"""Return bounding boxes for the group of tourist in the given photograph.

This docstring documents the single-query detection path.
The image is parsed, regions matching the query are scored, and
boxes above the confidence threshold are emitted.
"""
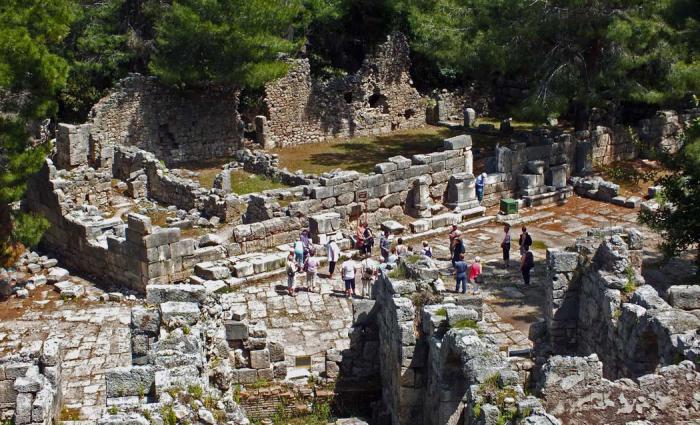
[499,224,535,284]
[284,207,538,300]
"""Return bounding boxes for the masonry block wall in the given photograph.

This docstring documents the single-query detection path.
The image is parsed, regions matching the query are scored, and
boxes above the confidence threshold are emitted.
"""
[543,228,700,380]
[73,74,242,167]
[263,33,426,147]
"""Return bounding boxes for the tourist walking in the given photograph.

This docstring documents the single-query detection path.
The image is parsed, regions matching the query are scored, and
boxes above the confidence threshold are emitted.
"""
[468,256,482,294]
[519,226,532,256]
[285,252,298,296]
[326,238,340,279]
[341,256,359,297]
[421,241,433,258]
[380,230,391,261]
[303,249,320,292]
[293,237,305,267]
[501,225,511,268]
[454,254,468,294]
[300,229,311,261]
[396,238,408,257]
[452,237,465,267]
[448,225,461,257]
[521,246,534,286]
[476,172,487,204]
[355,222,366,253]
[363,224,374,255]
[360,255,378,299]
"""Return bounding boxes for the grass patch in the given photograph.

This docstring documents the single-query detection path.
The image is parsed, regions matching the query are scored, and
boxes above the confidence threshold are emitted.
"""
[230,169,289,194]
[187,384,203,399]
[453,319,478,330]
[247,379,271,390]
[623,266,637,294]
[272,126,462,174]
[531,240,548,250]
[435,307,447,317]
[388,265,407,280]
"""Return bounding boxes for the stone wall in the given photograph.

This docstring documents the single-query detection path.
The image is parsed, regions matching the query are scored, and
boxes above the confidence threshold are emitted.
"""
[227,135,476,251]
[636,108,700,154]
[542,227,700,379]
[538,355,700,424]
[371,265,560,425]
[57,74,242,169]
[263,33,426,147]
[0,339,62,425]
[113,146,248,223]
[25,160,224,293]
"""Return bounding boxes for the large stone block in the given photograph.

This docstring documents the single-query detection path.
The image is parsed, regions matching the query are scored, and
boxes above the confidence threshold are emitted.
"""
[105,366,155,398]
[224,321,248,341]
[443,134,472,150]
[146,284,206,304]
[546,249,579,272]
[309,212,341,235]
[160,301,200,326]
[55,123,90,169]
[667,285,700,310]
[250,349,271,369]
[549,164,568,189]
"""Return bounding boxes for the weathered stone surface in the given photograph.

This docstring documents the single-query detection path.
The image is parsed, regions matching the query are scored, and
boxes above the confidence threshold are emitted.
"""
[667,285,700,310]
[146,284,206,304]
[160,301,200,326]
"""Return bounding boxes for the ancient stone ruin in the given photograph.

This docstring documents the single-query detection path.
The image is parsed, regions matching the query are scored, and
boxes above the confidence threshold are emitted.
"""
[2,31,700,425]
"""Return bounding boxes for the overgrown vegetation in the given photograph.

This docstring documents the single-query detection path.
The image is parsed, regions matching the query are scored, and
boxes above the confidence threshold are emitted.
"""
[452,319,478,330]
[639,106,700,277]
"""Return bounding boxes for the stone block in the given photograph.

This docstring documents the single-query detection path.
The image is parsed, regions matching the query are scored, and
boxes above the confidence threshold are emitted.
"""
[464,107,476,127]
[375,162,398,174]
[388,155,412,169]
[624,196,642,208]
[127,213,152,235]
[232,261,254,277]
[667,285,700,310]
[194,262,230,280]
[549,164,568,189]
[131,307,160,335]
[250,349,271,369]
[547,249,579,272]
[309,212,341,235]
[146,284,206,304]
[31,386,53,423]
[443,135,472,150]
[160,301,200,326]
[410,220,430,233]
[14,392,33,425]
[224,321,248,341]
[352,299,376,326]
[46,267,69,283]
[105,366,155,398]
[381,220,406,235]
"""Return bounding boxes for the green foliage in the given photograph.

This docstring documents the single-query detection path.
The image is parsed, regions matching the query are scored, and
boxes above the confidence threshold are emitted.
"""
[623,266,637,294]
[150,0,303,87]
[160,404,177,425]
[452,319,478,330]
[12,212,50,249]
[107,405,118,415]
[388,264,408,280]
[531,240,548,250]
[187,384,203,399]
[435,307,447,317]
[59,0,162,121]
[639,111,700,275]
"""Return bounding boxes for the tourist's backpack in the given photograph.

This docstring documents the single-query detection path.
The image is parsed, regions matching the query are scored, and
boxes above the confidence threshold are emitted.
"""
[525,251,534,268]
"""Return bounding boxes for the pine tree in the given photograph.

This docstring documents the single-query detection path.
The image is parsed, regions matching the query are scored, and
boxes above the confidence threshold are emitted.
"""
[0,0,75,263]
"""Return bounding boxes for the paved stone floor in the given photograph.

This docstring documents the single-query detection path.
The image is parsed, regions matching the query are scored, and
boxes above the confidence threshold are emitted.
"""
[0,284,132,421]
[224,275,354,371]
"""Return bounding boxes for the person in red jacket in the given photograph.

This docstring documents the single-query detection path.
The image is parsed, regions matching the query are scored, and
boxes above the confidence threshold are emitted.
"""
[468,256,482,294]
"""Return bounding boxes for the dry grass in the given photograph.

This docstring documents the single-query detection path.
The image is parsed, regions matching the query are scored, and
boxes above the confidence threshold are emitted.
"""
[230,169,290,194]
[272,126,463,174]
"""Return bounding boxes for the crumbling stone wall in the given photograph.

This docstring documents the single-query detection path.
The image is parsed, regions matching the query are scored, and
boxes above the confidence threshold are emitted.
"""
[371,267,559,425]
[25,160,223,293]
[542,227,700,379]
[263,33,426,147]
[113,146,247,223]
[0,339,62,425]
[538,355,700,424]
[636,108,700,154]
[62,74,242,168]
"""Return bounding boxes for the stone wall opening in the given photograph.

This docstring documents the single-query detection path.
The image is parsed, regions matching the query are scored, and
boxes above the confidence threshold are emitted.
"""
[368,91,389,114]
[630,329,660,378]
